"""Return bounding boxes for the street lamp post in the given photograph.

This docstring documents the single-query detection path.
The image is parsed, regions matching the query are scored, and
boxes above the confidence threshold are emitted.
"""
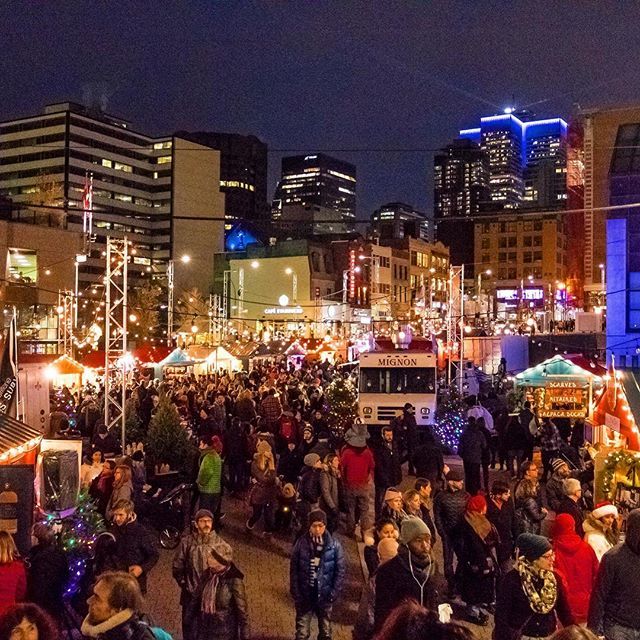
[285,267,297,303]
[167,254,191,347]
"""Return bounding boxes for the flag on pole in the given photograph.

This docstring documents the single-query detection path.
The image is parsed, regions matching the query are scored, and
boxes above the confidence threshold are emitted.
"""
[0,311,19,418]
[82,171,93,236]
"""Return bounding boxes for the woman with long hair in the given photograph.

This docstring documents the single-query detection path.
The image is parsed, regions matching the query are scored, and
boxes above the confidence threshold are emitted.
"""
[319,453,341,533]
[515,477,547,535]
[0,532,26,617]
[105,464,133,520]
[583,502,620,562]
[246,440,278,535]
[0,603,59,640]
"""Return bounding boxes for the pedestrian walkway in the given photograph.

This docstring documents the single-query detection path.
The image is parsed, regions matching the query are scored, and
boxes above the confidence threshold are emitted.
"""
[146,492,363,640]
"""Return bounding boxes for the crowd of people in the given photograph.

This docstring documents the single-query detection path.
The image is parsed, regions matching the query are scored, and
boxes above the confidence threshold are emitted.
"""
[0,360,639,640]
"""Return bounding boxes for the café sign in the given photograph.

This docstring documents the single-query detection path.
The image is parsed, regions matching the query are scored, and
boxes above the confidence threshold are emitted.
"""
[264,306,303,315]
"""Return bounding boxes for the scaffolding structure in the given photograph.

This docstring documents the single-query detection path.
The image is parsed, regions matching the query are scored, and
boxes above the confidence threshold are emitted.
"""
[167,259,174,347]
[104,237,128,445]
[57,290,74,357]
[446,265,465,390]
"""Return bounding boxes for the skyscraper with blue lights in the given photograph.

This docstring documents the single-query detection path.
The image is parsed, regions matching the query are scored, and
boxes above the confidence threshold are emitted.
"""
[459,111,568,209]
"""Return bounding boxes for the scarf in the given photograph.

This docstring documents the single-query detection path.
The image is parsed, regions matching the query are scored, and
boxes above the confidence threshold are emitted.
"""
[81,609,133,638]
[200,567,228,615]
[516,556,557,614]
[586,514,619,547]
[465,511,492,541]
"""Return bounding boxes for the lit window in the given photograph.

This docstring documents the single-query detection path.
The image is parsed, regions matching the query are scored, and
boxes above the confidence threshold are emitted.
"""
[101,159,113,168]
[114,162,133,173]
[157,156,172,164]
[7,248,37,283]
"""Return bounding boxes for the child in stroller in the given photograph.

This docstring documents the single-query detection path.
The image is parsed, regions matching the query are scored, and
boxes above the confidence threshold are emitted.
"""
[274,481,300,535]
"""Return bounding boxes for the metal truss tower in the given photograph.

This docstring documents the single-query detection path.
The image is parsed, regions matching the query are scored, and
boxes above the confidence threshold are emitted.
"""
[104,237,128,445]
[446,265,465,389]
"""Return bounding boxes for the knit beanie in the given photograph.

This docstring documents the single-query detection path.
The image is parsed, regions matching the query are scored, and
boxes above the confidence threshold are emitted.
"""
[377,538,399,564]
[304,453,321,467]
[194,508,214,522]
[384,488,402,502]
[516,533,551,560]
[551,458,567,473]
[563,478,581,496]
[400,516,431,545]
[467,494,487,513]
[446,468,464,482]
[308,509,327,526]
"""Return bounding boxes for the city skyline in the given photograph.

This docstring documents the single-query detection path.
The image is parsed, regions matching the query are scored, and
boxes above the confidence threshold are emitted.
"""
[2,3,640,218]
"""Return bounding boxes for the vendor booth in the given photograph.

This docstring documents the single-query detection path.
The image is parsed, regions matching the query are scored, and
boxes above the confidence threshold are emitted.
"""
[45,354,85,391]
[158,348,195,378]
[515,354,604,419]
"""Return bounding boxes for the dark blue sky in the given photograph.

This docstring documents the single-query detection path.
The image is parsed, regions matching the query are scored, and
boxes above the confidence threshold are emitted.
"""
[2,1,640,218]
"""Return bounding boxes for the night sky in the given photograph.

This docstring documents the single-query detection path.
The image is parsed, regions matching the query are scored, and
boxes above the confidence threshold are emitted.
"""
[2,1,640,218]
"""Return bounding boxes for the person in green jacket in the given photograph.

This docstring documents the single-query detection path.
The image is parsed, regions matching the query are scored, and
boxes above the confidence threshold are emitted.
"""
[197,436,223,523]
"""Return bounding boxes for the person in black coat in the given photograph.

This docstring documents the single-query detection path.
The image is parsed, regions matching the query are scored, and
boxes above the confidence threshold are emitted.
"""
[505,415,530,478]
[223,418,249,493]
[486,480,517,574]
[109,499,159,594]
[457,417,488,496]
[374,516,443,632]
[556,478,585,537]
[412,439,444,490]
[278,442,304,485]
[27,523,69,622]
[372,426,403,517]
[402,403,419,475]
[494,533,574,640]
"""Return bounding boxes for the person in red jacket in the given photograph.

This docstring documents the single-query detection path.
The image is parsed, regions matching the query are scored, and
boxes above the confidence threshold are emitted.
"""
[551,512,599,623]
[0,531,26,616]
[340,423,375,540]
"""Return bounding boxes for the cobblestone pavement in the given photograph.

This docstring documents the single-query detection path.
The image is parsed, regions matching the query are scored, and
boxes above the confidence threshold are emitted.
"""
[146,492,363,640]
[146,460,506,640]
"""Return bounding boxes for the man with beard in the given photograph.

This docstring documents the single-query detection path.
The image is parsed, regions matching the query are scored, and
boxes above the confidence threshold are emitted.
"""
[545,458,572,512]
[109,500,158,595]
[173,509,233,640]
[374,516,442,632]
[82,571,156,640]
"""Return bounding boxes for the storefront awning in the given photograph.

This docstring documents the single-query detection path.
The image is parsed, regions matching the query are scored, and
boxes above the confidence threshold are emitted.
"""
[0,413,42,462]
[158,348,195,367]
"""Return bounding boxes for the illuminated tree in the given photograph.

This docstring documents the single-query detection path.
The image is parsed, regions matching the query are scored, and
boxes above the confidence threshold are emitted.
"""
[433,384,466,453]
[325,376,358,441]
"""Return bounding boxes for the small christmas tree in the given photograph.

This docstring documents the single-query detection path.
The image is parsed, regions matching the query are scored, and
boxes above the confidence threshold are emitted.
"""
[145,393,191,472]
[434,384,467,453]
[325,376,358,441]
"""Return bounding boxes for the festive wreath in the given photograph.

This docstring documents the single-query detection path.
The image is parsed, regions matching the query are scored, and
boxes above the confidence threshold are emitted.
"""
[600,450,640,498]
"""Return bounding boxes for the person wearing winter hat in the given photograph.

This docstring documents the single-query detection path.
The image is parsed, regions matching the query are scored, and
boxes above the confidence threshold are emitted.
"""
[556,478,585,536]
[494,533,574,640]
[545,458,572,512]
[588,509,640,638]
[456,494,500,624]
[433,467,470,597]
[374,516,440,632]
[290,508,346,640]
[583,501,620,562]
[380,487,408,529]
[551,513,599,623]
[297,453,324,530]
[173,509,233,640]
[377,538,399,565]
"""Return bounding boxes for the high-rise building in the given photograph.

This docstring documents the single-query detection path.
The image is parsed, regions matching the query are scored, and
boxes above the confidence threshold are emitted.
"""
[434,138,489,219]
[459,111,567,209]
[176,131,268,224]
[371,202,432,242]
[581,106,640,308]
[0,102,225,297]
[272,153,356,223]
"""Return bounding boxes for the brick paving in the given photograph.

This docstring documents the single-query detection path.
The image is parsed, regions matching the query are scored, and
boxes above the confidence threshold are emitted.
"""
[145,459,507,640]
[146,492,363,640]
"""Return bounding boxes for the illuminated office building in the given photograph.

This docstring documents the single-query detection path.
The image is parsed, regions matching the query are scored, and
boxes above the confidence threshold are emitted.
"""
[371,202,431,241]
[272,153,356,223]
[459,111,567,209]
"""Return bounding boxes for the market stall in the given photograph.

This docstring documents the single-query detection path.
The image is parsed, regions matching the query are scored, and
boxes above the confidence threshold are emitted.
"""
[45,354,85,391]
[158,348,195,378]
[515,354,604,419]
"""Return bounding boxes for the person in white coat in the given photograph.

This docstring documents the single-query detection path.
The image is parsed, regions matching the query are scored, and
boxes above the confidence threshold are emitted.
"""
[583,501,620,562]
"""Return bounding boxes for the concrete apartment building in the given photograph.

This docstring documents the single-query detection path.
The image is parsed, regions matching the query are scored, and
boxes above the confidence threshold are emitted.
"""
[0,102,225,299]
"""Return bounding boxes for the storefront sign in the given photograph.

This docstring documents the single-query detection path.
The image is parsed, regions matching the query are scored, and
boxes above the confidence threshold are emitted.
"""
[543,410,587,418]
[264,306,303,315]
[496,288,544,301]
[605,412,621,433]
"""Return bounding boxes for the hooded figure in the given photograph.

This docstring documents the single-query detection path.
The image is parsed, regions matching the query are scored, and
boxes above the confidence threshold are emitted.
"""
[551,513,598,622]
[588,509,640,638]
